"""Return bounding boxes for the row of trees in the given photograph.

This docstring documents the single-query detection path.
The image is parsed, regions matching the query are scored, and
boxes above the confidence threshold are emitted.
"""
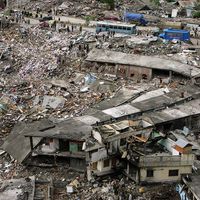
[193,3,200,18]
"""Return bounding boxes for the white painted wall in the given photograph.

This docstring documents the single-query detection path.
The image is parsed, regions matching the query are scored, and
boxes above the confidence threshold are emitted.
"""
[140,166,192,182]
[41,139,59,153]
[97,160,112,172]
[92,130,102,144]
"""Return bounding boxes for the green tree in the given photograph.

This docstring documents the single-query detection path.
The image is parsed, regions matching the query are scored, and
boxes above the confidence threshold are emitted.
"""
[193,11,200,18]
[194,3,200,11]
[102,0,115,10]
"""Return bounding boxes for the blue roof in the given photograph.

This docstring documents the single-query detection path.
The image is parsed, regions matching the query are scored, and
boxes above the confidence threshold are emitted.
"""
[175,138,192,148]
[164,28,189,33]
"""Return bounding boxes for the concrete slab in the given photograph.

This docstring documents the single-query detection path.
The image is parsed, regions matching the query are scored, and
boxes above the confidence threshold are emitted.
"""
[86,49,200,77]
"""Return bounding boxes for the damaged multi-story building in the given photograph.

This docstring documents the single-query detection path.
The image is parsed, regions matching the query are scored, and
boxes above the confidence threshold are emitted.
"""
[85,116,195,183]
[2,84,200,184]
[83,49,200,81]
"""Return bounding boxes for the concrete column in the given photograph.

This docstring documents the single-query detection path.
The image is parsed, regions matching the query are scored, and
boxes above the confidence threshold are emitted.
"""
[115,64,118,76]
[87,165,92,181]
[149,69,152,80]
[29,136,33,151]
[126,65,130,78]
[188,116,192,129]
[127,162,130,174]
[169,71,172,82]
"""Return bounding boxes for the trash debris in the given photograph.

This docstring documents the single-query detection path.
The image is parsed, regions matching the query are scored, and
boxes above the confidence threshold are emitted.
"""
[0,1,200,200]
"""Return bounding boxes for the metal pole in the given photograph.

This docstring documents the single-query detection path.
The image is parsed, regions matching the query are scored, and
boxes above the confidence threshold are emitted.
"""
[124,7,126,22]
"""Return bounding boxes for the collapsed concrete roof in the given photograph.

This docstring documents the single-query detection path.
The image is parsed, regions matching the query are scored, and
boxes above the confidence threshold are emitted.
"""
[146,98,200,124]
[24,117,93,140]
[1,119,54,163]
[3,85,200,163]
[86,49,200,78]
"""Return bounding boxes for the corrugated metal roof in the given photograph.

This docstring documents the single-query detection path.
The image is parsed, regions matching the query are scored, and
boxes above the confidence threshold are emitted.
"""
[102,104,140,118]
[175,138,192,148]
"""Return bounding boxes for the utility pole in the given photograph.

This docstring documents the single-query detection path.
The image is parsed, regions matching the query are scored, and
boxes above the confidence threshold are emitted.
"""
[123,6,126,22]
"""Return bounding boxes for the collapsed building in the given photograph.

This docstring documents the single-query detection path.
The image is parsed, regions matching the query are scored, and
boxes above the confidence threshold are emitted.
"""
[83,49,200,81]
[3,84,200,184]
[177,174,200,200]
[0,1,200,198]
[85,98,200,183]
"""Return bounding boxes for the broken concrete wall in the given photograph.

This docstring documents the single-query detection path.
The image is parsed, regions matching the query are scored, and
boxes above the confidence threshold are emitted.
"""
[137,154,194,182]
[97,159,111,172]
[139,165,192,183]
[128,65,152,80]
[90,158,115,176]
[92,130,102,144]
[111,140,119,153]
[190,115,200,130]
[82,61,153,80]
[125,162,139,182]
[70,158,86,171]
[91,148,107,162]
[40,138,59,153]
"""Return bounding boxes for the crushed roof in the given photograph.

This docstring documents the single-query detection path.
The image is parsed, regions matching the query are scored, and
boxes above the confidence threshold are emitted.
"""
[86,49,200,78]
[175,138,192,148]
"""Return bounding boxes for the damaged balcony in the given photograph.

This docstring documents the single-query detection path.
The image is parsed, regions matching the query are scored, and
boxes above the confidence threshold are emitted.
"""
[120,130,195,183]
[33,138,86,159]
[23,118,93,170]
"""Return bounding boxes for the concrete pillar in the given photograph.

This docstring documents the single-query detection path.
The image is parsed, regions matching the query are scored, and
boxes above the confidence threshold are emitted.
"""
[188,116,192,129]
[115,64,118,76]
[126,65,130,78]
[29,136,33,151]
[149,69,153,80]
[169,71,172,82]
[87,165,92,181]
[127,162,130,174]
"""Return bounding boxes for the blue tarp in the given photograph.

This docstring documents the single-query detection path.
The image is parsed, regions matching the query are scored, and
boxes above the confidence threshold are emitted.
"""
[124,13,147,25]
[125,13,144,20]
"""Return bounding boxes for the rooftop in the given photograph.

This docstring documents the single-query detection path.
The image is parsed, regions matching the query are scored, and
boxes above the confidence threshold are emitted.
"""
[86,49,200,78]
[163,28,189,33]
[24,118,93,141]
[97,21,136,28]
[1,119,53,163]
[102,104,140,118]
[175,138,192,148]
[147,98,200,124]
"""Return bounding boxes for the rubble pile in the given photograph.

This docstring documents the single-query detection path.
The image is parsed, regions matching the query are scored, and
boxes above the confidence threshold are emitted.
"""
[0,25,118,137]
[9,0,106,19]
[0,151,24,180]
[56,176,180,200]
[0,0,200,199]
